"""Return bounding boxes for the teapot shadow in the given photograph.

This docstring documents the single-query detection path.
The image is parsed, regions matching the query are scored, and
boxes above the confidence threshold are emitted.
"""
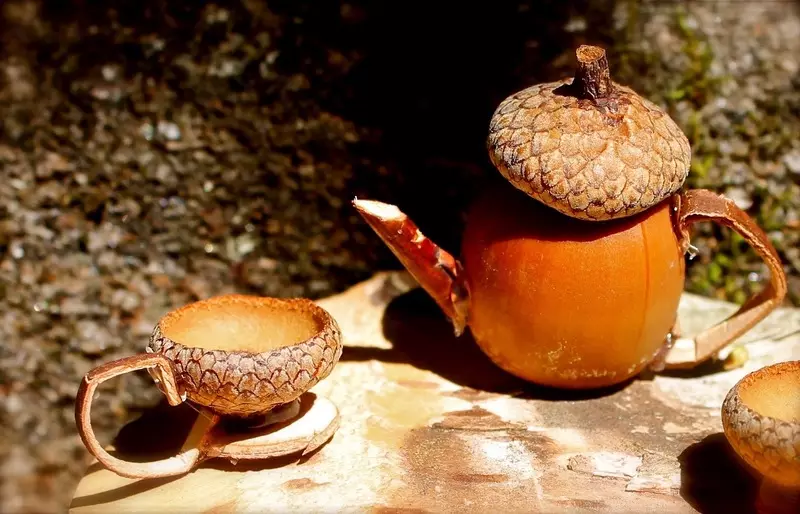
[340,288,631,401]
[678,432,759,514]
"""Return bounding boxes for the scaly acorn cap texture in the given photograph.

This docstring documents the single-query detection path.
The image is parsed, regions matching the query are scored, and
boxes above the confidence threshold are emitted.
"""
[487,45,691,221]
[146,295,343,418]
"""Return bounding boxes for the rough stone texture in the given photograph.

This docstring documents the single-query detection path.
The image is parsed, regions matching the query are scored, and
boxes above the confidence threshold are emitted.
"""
[3,0,800,512]
[70,272,800,513]
[487,79,691,221]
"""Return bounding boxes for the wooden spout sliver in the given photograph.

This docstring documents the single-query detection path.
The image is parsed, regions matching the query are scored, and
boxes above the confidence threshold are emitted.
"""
[352,198,469,335]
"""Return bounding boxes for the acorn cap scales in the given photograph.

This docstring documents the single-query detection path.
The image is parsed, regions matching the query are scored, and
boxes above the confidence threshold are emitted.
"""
[487,45,691,221]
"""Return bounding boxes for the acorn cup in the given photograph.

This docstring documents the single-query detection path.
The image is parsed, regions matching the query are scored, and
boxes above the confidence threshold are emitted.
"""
[353,45,787,390]
[75,295,343,479]
[722,360,800,514]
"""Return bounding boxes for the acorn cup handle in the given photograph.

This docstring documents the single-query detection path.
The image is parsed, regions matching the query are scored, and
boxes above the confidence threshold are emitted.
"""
[664,189,788,369]
[74,353,212,479]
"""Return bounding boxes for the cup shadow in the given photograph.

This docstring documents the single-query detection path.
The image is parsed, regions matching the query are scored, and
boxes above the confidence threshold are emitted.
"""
[70,401,196,509]
[678,432,759,514]
[71,396,332,509]
[113,401,199,459]
[340,288,631,401]
[69,469,184,510]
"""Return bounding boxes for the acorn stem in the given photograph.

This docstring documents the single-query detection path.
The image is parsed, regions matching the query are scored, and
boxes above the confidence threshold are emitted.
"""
[573,45,614,101]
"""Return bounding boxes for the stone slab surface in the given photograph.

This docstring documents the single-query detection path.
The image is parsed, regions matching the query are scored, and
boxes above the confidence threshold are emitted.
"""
[69,272,800,513]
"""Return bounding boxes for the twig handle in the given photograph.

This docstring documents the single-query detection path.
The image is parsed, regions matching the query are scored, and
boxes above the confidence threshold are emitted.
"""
[74,353,203,479]
[665,189,788,368]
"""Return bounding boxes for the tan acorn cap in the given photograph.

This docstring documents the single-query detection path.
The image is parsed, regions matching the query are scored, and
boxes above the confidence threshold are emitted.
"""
[487,45,691,221]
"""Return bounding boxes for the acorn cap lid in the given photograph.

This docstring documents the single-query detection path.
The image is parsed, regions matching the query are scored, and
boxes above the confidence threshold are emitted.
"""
[487,45,691,221]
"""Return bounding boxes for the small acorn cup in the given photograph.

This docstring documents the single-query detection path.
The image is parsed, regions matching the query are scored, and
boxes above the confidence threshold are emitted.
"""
[487,45,691,221]
[145,294,343,418]
[721,360,800,512]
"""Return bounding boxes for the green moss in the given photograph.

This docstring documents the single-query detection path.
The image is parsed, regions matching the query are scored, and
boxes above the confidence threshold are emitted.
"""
[612,4,799,307]
[707,260,723,284]
[690,152,715,184]
[671,10,721,108]
[614,5,723,111]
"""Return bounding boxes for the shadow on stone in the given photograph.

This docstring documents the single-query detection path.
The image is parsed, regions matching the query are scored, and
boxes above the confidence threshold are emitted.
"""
[342,287,631,401]
[655,358,730,380]
[678,432,758,514]
[69,402,196,509]
[339,289,521,394]
[72,396,330,508]
[112,400,199,461]
[69,473,183,510]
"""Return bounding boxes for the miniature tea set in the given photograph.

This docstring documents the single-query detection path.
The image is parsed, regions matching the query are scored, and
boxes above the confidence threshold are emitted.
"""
[75,294,342,479]
[75,45,798,510]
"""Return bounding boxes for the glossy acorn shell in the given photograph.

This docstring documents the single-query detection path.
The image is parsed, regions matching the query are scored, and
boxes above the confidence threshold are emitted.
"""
[461,184,686,389]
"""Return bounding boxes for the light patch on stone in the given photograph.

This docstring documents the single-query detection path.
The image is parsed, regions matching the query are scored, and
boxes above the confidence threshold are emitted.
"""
[477,396,545,427]
[463,437,538,480]
[360,270,416,301]
[425,380,464,395]
[625,473,681,493]
[480,439,516,463]
[613,401,631,412]
[566,452,642,479]
[467,437,543,501]
[530,427,588,453]
[365,368,473,435]
[662,422,692,434]
[632,425,650,434]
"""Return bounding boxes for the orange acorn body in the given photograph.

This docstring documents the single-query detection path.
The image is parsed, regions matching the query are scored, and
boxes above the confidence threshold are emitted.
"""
[461,184,685,388]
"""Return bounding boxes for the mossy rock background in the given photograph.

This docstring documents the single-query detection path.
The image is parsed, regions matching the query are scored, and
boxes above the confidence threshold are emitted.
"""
[1,1,798,512]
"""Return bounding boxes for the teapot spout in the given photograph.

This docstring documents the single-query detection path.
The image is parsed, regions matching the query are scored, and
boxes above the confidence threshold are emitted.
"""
[352,198,469,336]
